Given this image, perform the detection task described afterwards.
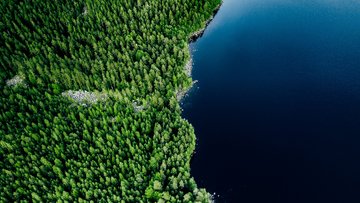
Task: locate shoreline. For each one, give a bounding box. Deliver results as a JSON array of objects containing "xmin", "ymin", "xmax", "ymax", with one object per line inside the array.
[
  {"xmin": 179, "ymin": 2, "xmax": 223, "ymax": 201},
  {"xmin": 177, "ymin": 1, "xmax": 223, "ymax": 103},
  {"xmin": 189, "ymin": 2, "xmax": 223, "ymax": 43}
]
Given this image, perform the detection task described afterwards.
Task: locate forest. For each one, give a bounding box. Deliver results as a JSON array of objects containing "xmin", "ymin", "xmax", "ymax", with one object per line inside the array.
[{"xmin": 0, "ymin": 0, "xmax": 221, "ymax": 202}]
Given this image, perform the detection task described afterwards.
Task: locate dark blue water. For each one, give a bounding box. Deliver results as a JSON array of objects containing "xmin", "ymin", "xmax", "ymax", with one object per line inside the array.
[{"xmin": 182, "ymin": 0, "xmax": 360, "ymax": 202}]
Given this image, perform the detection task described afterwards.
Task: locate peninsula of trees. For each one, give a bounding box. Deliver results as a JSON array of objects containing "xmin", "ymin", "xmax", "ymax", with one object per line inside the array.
[{"xmin": 0, "ymin": 0, "xmax": 221, "ymax": 202}]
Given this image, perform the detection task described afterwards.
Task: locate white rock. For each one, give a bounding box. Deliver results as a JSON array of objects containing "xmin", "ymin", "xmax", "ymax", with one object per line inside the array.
[
  {"xmin": 6, "ymin": 75, "xmax": 26, "ymax": 87},
  {"xmin": 62, "ymin": 90, "xmax": 108, "ymax": 104}
]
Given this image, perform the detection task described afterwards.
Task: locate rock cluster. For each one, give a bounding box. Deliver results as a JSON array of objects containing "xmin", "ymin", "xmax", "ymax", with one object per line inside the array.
[
  {"xmin": 62, "ymin": 90, "xmax": 108, "ymax": 104},
  {"xmin": 185, "ymin": 58, "xmax": 193, "ymax": 77},
  {"xmin": 6, "ymin": 75, "xmax": 26, "ymax": 87},
  {"xmin": 132, "ymin": 101, "xmax": 145, "ymax": 113}
]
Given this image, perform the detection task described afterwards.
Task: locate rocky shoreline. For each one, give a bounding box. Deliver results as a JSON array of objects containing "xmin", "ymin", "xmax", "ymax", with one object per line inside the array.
[
  {"xmin": 189, "ymin": 2, "xmax": 223, "ymax": 43},
  {"xmin": 176, "ymin": 80, "xmax": 198, "ymax": 102},
  {"xmin": 184, "ymin": 57, "xmax": 193, "ymax": 77},
  {"xmin": 178, "ymin": 2, "xmax": 223, "ymax": 102},
  {"xmin": 179, "ymin": 2, "xmax": 223, "ymax": 202}
]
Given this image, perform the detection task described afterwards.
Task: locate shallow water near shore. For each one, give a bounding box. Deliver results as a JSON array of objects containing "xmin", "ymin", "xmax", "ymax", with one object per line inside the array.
[{"xmin": 182, "ymin": 0, "xmax": 360, "ymax": 202}]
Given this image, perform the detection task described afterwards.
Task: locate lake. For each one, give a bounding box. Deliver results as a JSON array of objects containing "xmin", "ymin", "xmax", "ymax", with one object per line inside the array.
[{"xmin": 182, "ymin": 0, "xmax": 360, "ymax": 202}]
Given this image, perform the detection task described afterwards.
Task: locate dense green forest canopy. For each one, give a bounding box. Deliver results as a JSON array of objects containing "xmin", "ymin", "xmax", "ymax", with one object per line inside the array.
[{"xmin": 0, "ymin": 0, "xmax": 221, "ymax": 202}]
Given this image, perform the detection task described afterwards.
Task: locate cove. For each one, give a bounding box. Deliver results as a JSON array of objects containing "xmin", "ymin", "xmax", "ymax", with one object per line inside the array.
[{"xmin": 182, "ymin": 0, "xmax": 360, "ymax": 202}]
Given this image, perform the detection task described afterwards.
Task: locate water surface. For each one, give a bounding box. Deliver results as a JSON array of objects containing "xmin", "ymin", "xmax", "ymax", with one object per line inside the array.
[{"xmin": 183, "ymin": 0, "xmax": 360, "ymax": 202}]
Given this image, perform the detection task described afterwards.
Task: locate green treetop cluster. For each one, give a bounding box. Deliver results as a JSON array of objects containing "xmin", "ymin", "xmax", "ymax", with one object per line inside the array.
[{"xmin": 0, "ymin": 0, "xmax": 221, "ymax": 202}]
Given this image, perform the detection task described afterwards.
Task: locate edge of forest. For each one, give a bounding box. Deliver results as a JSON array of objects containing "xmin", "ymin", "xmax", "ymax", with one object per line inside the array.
[
  {"xmin": 177, "ymin": 1, "xmax": 223, "ymax": 102},
  {"xmin": 189, "ymin": 2, "xmax": 223, "ymax": 42},
  {"xmin": 180, "ymin": 1, "xmax": 223, "ymax": 202}
]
